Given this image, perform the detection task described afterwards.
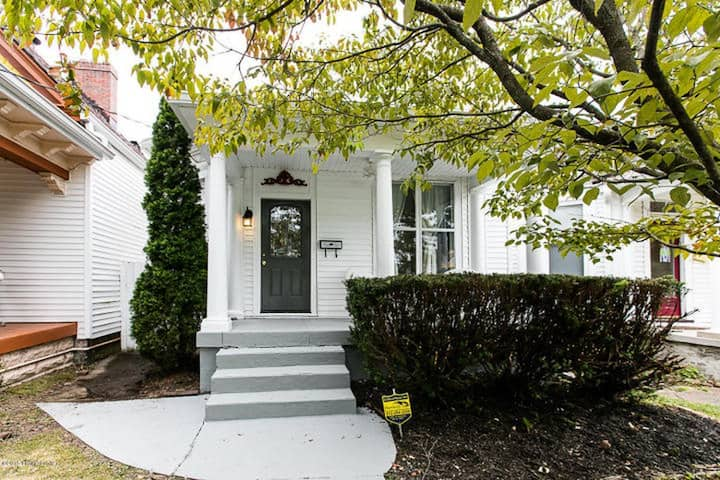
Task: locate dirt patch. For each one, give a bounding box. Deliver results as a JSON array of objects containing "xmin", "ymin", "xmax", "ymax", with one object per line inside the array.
[
  {"xmin": 45, "ymin": 352, "xmax": 199, "ymax": 402},
  {"xmin": 353, "ymin": 382, "xmax": 720, "ymax": 480}
]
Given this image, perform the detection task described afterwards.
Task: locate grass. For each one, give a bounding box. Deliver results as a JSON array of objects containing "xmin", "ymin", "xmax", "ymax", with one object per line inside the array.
[
  {"xmin": 2, "ymin": 369, "xmax": 76, "ymax": 397},
  {"xmin": 649, "ymin": 394, "xmax": 720, "ymax": 422},
  {"xmin": 0, "ymin": 367, "xmax": 173, "ymax": 479},
  {"xmin": 0, "ymin": 431, "xmax": 139, "ymax": 480},
  {"xmin": 674, "ymin": 365, "xmax": 705, "ymax": 382}
]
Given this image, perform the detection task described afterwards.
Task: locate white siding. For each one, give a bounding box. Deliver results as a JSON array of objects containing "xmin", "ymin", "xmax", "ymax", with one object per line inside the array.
[
  {"xmin": 317, "ymin": 173, "xmax": 373, "ymax": 316},
  {"xmin": 88, "ymin": 154, "xmax": 147, "ymax": 338},
  {"xmin": 0, "ymin": 160, "xmax": 87, "ymax": 334},
  {"xmin": 459, "ymin": 178, "xmax": 471, "ymax": 270},
  {"xmin": 684, "ymin": 256, "xmax": 720, "ymax": 328},
  {"xmin": 473, "ymin": 182, "xmax": 522, "ymax": 274},
  {"xmin": 228, "ymin": 168, "xmax": 374, "ymax": 317}
]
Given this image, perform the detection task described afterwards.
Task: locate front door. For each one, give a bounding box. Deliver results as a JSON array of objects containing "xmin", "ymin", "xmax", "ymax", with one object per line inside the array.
[
  {"xmin": 261, "ymin": 199, "xmax": 311, "ymax": 313},
  {"xmin": 651, "ymin": 238, "xmax": 681, "ymax": 317}
]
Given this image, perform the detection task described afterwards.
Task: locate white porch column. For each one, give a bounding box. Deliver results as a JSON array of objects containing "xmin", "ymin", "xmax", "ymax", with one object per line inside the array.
[
  {"xmin": 470, "ymin": 186, "xmax": 484, "ymax": 272},
  {"xmin": 203, "ymin": 151, "xmax": 231, "ymax": 332},
  {"xmin": 374, "ymin": 152, "xmax": 395, "ymax": 276},
  {"xmin": 525, "ymin": 216, "xmax": 550, "ymax": 274}
]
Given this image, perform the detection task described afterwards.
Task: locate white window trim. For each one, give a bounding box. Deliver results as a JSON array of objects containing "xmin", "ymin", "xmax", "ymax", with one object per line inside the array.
[
  {"xmin": 393, "ymin": 181, "xmax": 459, "ymax": 274},
  {"xmin": 549, "ymin": 202, "xmax": 586, "ymax": 276}
]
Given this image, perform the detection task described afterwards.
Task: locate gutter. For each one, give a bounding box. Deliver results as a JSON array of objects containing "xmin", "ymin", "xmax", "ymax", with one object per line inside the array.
[
  {"xmin": 0, "ymin": 70, "xmax": 114, "ymax": 160},
  {"xmin": 87, "ymin": 112, "xmax": 147, "ymax": 170}
]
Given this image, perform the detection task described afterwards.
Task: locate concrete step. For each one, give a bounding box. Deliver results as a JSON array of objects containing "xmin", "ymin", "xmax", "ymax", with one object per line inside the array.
[
  {"xmin": 220, "ymin": 329, "xmax": 350, "ymax": 347},
  {"xmin": 211, "ymin": 364, "xmax": 350, "ymax": 394},
  {"xmin": 205, "ymin": 388, "xmax": 357, "ymax": 421},
  {"xmin": 216, "ymin": 346, "xmax": 346, "ymax": 369}
]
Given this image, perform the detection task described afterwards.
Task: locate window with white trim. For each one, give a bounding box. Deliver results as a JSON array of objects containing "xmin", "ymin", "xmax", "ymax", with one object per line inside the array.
[
  {"xmin": 548, "ymin": 204, "xmax": 584, "ymax": 275},
  {"xmin": 392, "ymin": 182, "xmax": 456, "ymax": 274}
]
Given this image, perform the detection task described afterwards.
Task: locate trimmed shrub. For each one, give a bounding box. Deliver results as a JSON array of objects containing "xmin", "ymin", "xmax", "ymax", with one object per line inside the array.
[
  {"xmin": 346, "ymin": 273, "xmax": 681, "ymax": 403},
  {"xmin": 131, "ymin": 99, "xmax": 207, "ymax": 371}
]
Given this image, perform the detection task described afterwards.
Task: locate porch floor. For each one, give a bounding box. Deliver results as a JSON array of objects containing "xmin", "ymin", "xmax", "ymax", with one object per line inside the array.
[
  {"xmin": 0, "ymin": 322, "xmax": 76, "ymax": 355},
  {"xmin": 230, "ymin": 316, "xmax": 351, "ymax": 332},
  {"xmin": 199, "ymin": 316, "xmax": 352, "ymax": 348}
]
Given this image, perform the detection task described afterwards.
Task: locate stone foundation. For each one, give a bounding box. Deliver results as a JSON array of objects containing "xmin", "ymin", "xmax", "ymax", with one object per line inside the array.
[
  {"xmin": 74, "ymin": 332, "xmax": 121, "ymax": 365},
  {"xmin": 0, "ymin": 337, "xmax": 75, "ymax": 386}
]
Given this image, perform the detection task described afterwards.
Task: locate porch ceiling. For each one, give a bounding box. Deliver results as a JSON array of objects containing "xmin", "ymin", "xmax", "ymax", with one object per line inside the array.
[
  {"xmin": 227, "ymin": 149, "xmax": 472, "ymax": 179},
  {"xmin": 169, "ymin": 97, "xmax": 474, "ymax": 180}
]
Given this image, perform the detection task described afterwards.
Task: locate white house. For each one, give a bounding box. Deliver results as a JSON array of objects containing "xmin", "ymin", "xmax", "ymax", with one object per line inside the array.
[
  {"xmin": 170, "ymin": 97, "xmax": 720, "ymax": 422},
  {"xmin": 0, "ymin": 40, "xmax": 147, "ymax": 385}
]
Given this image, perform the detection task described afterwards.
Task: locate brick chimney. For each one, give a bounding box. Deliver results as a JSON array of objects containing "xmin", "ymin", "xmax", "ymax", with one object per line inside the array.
[{"xmin": 72, "ymin": 61, "xmax": 118, "ymax": 126}]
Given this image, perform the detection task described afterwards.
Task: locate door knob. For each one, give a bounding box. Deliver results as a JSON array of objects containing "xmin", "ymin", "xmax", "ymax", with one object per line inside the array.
[{"xmin": 262, "ymin": 260, "xmax": 267, "ymax": 266}]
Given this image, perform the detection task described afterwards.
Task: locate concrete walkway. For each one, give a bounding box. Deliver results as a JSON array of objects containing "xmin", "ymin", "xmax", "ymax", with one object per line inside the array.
[
  {"xmin": 657, "ymin": 386, "xmax": 720, "ymax": 407},
  {"xmin": 38, "ymin": 395, "xmax": 396, "ymax": 480}
]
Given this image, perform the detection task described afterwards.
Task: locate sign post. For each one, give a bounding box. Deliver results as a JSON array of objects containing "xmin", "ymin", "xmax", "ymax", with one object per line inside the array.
[{"xmin": 381, "ymin": 390, "xmax": 412, "ymax": 438}]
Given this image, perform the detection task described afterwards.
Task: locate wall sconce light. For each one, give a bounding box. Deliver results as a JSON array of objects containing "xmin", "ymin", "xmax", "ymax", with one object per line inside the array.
[{"xmin": 242, "ymin": 207, "xmax": 253, "ymax": 227}]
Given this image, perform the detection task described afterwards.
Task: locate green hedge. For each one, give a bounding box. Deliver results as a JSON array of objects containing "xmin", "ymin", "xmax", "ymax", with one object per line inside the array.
[{"xmin": 346, "ymin": 273, "xmax": 681, "ymax": 403}]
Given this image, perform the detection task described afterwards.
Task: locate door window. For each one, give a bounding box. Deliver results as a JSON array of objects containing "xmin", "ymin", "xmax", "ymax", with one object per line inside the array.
[{"xmin": 269, "ymin": 205, "xmax": 302, "ymax": 258}]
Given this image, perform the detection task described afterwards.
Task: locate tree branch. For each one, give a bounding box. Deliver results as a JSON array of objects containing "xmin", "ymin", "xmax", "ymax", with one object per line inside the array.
[
  {"xmin": 568, "ymin": 0, "xmax": 638, "ymax": 73},
  {"xmin": 482, "ymin": 0, "xmax": 553, "ymax": 22},
  {"xmin": 641, "ymin": 0, "xmax": 720, "ymax": 189}
]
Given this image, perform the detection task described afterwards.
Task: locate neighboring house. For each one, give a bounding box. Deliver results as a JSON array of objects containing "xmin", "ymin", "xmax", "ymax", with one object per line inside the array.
[
  {"xmin": 471, "ymin": 179, "xmax": 720, "ymax": 332},
  {"xmin": 170, "ymin": 96, "xmax": 720, "ymax": 422},
  {"xmin": 0, "ymin": 38, "xmax": 147, "ymax": 385}
]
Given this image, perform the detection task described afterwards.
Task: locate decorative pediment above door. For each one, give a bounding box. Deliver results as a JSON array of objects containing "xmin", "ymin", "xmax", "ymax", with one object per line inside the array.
[{"xmin": 260, "ymin": 170, "xmax": 307, "ymax": 187}]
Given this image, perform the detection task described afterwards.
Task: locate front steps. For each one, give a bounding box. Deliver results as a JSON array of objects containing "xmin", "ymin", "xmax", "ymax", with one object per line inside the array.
[{"xmin": 205, "ymin": 344, "xmax": 357, "ymax": 421}]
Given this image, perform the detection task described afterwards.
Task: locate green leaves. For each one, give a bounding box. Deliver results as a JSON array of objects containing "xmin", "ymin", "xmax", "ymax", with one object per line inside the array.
[
  {"xmin": 543, "ymin": 192, "xmax": 559, "ymax": 210},
  {"xmin": 670, "ymin": 186, "xmax": 691, "ymax": 207},
  {"xmin": 132, "ymin": 99, "xmax": 207, "ymax": 371},
  {"xmin": 463, "ymin": 0, "xmax": 484, "ymax": 30},
  {"xmin": 704, "ymin": 13, "xmax": 720, "ymax": 43},
  {"xmin": 403, "ymin": 0, "xmax": 416, "ymax": 24},
  {"xmin": 7, "ymin": 0, "xmax": 720, "ymax": 259},
  {"xmin": 594, "ymin": 0, "xmax": 604, "ymax": 15},
  {"xmin": 588, "ymin": 75, "xmax": 614, "ymax": 99},
  {"xmin": 583, "ymin": 187, "xmax": 600, "ymax": 205},
  {"xmin": 476, "ymin": 158, "xmax": 495, "ymax": 182}
]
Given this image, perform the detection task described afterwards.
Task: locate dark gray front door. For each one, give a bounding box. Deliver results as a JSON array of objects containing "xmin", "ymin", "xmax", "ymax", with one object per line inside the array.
[{"xmin": 261, "ymin": 199, "xmax": 311, "ymax": 313}]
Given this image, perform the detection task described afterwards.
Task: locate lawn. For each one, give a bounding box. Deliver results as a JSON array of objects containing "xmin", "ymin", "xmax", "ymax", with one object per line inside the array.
[
  {"xmin": 0, "ymin": 354, "xmax": 197, "ymax": 480},
  {"xmin": 1, "ymin": 355, "xmax": 719, "ymax": 480}
]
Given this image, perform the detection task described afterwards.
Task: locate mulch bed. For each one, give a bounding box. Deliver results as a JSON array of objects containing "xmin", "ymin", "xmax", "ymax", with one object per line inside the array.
[
  {"xmin": 73, "ymin": 352, "xmax": 199, "ymax": 401},
  {"xmin": 353, "ymin": 382, "xmax": 720, "ymax": 480}
]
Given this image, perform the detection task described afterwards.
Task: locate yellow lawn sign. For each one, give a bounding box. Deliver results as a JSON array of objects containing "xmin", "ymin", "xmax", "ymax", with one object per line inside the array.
[{"xmin": 381, "ymin": 391, "xmax": 412, "ymax": 437}]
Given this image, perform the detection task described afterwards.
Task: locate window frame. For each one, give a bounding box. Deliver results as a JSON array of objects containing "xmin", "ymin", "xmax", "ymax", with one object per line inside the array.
[
  {"xmin": 548, "ymin": 203, "xmax": 585, "ymax": 275},
  {"xmin": 393, "ymin": 181, "xmax": 458, "ymax": 274}
]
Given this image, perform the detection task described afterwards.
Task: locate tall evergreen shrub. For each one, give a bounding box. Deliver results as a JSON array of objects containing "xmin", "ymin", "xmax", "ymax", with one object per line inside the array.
[{"xmin": 131, "ymin": 99, "xmax": 207, "ymax": 370}]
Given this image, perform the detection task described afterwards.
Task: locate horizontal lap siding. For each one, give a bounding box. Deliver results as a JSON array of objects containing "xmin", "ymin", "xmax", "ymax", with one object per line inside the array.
[
  {"xmin": 685, "ymin": 257, "xmax": 719, "ymax": 328},
  {"xmin": 89, "ymin": 155, "xmax": 146, "ymax": 338},
  {"xmin": 317, "ymin": 174, "xmax": 373, "ymax": 316},
  {"xmin": 0, "ymin": 160, "xmax": 86, "ymax": 333}
]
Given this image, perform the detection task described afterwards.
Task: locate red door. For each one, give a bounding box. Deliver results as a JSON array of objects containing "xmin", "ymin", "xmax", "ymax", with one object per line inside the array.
[{"xmin": 651, "ymin": 239, "xmax": 681, "ymax": 317}]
